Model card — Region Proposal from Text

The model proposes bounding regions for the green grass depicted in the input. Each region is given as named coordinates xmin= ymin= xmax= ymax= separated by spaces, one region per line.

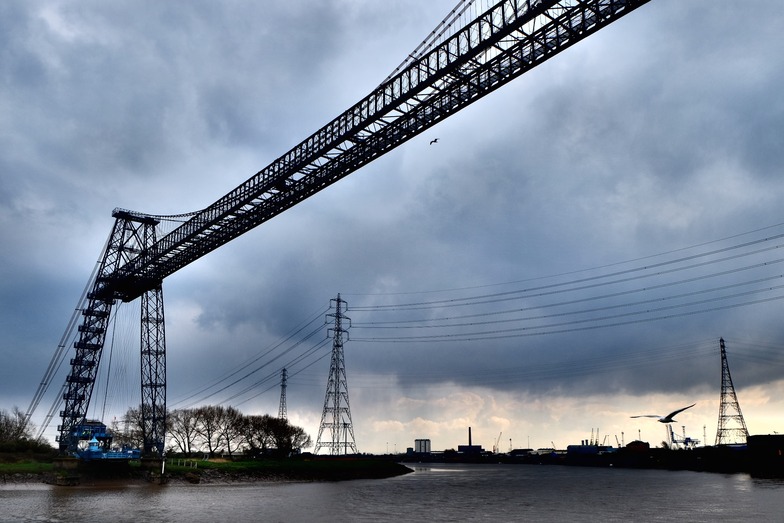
xmin=0 ymin=460 xmax=54 ymax=475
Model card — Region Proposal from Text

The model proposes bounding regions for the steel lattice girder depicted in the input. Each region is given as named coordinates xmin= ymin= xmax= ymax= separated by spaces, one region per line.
xmin=103 ymin=0 xmax=651 ymax=302
xmin=141 ymin=285 xmax=167 ymax=456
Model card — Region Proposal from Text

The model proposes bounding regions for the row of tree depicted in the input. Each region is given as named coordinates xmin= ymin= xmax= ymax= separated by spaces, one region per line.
xmin=111 ymin=405 xmax=312 ymax=458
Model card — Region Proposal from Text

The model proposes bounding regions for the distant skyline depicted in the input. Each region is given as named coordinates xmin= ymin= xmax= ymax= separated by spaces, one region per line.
xmin=2 ymin=0 xmax=784 ymax=454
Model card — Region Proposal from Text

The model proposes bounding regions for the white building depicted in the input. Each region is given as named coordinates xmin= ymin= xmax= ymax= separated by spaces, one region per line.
xmin=414 ymin=439 xmax=431 ymax=453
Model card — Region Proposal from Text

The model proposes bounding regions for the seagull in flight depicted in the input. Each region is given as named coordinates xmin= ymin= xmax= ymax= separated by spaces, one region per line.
xmin=631 ymin=403 xmax=696 ymax=424
xmin=429 ymin=138 xmax=439 ymax=145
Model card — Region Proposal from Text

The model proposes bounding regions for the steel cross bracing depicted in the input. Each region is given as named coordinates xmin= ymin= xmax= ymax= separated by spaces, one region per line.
xmin=315 ymin=295 xmax=357 ymax=455
xmin=140 ymin=284 xmax=167 ymax=455
xmin=105 ymin=0 xmax=651 ymax=303
xmin=56 ymin=211 xmax=167 ymax=453
xmin=715 ymin=338 xmax=749 ymax=446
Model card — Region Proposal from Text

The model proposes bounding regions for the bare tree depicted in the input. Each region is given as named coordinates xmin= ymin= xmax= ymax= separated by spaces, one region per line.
xmin=0 ymin=407 xmax=54 ymax=453
xmin=195 ymin=405 xmax=226 ymax=458
xmin=286 ymin=425 xmax=312 ymax=455
xmin=168 ymin=408 xmax=201 ymax=456
xmin=216 ymin=406 xmax=245 ymax=458
xmin=240 ymin=414 xmax=312 ymax=457
xmin=0 ymin=407 xmax=29 ymax=442
xmin=269 ymin=417 xmax=312 ymax=457
xmin=111 ymin=406 xmax=144 ymax=449
xmin=241 ymin=414 xmax=276 ymax=456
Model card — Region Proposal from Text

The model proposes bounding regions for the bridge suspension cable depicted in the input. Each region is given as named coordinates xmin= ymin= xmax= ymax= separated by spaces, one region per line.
xmin=381 ymin=0 xmax=480 ymax=85
xmin=25 ymin=242 xmax=107 ymax=439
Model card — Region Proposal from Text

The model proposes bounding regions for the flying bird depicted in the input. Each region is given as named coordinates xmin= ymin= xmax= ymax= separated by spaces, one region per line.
xmin=429 ymin=138 xmax=439 ymax=145
xmin=631 ymin=403 xmax=696 ymax=424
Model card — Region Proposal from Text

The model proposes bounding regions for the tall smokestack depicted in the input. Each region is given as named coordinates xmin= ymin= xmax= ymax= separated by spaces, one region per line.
xmin=469 ymin=427 xmax=472 ymax=447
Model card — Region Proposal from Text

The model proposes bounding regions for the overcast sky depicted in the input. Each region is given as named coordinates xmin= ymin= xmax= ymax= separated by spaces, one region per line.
xmin=3 ymin=0 xmax=784 ymax=454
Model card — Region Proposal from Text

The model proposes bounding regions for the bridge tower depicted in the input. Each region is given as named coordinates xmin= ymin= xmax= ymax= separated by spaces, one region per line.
xmin=714 ymin=338 xmax=749 ymax=446
xmin=314 ymin=295 xmax=357 ymax=455
xmin=140 ymin=283 xmax=167 ymax=456
xmin=56 ymin=210 xmax=167 ymax=455
xmin=278 ymin=368 xmax=288 ymax=420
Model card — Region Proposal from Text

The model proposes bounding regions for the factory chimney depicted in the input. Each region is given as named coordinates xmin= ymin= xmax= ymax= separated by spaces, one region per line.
xmin=469 ymin=427 xmax=472 ymax=447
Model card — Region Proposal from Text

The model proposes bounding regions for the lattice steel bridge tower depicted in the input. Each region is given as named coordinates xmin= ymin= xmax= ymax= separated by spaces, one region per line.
xmin=315 ymin=295 xmax=357 ymax=455
xmin=715 ymin=338 xmax=749 ymax=446
xmin=60 ymin=210 xmax=167 ymax=456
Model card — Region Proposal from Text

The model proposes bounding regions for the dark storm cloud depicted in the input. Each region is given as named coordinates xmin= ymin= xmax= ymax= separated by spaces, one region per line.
xmin=3 ymin=1 xmax=784 ymax=448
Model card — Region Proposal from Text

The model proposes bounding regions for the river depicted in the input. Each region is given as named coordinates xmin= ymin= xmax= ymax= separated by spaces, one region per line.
xmin=2 ymin=463 xmax=783 ymax=522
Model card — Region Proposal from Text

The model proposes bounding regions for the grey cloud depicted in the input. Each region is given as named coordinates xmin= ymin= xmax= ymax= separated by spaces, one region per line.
xmin=4 ymin=1 xmax=784 ymax=446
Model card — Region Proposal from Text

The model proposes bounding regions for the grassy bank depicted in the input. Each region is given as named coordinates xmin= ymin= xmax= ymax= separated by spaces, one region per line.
xmin=0 ymin=453 xmax=412 ymax=484
xmin=0 ymin=453 xmax=55 ymax=483
xmin=0 ymin=460 xmax=54 ymax=475
xmin=168 ymin=456 xmax=413 ymax=483
xmin=0 ymin=451 xmax=56 ymax=475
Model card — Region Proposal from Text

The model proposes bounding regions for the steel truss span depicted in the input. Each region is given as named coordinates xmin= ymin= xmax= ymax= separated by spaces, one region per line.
xmin=40 ymin=0 xmax=651 ymax=453
xmin=109 ymin=0 xmax=652 ymax=302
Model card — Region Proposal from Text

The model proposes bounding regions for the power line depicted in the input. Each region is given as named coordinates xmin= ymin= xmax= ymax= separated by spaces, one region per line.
xmin=344 ymin=221 xmax=784 ymax=298
xmin=169 ymin=305 xmax=328 ymax=408
xmin=349 ymin=235 xmax=784 ymax=311
xmin=353 ymin=273 xmax=784 ymax=329
xmin=352 ymin=293 xmax=784 ymax=343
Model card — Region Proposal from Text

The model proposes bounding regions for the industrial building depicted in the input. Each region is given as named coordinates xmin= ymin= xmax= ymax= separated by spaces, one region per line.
xmin=414 ymin=439 xmax=431 ymax=453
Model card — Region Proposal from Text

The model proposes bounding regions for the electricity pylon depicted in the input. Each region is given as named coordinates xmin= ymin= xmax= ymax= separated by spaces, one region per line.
xmin=278 ymin=368 xmax=288 ymax=420
xmin=314 ymin=295 xmax=357 ymax=455
xmin=715 ymin=338 xmax=749 ymax=445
